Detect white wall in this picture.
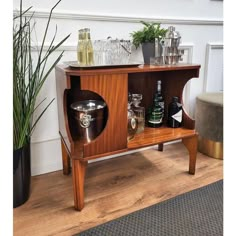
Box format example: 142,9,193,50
13,0,223,175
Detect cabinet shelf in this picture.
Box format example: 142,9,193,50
128,126,197,150
72,126,197,161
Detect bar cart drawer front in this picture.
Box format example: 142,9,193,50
80,74,128,158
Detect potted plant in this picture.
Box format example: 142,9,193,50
130,21,167,64
13,0,70,207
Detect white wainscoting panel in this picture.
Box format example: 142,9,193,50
31,138,62,176
203,43,223,92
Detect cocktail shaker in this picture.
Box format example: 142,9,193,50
162,26,184,65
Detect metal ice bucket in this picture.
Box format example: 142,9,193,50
71,100,107,143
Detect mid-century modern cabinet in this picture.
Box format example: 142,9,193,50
55,64,201,210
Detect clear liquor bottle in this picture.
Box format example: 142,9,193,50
84,28,94,65
132,94,145,134
77,29,86,65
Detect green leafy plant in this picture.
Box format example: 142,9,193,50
130,21,167,48
13,0,70,150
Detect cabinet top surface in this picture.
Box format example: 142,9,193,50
56,63,201,76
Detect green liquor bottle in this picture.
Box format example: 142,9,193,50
147,93,163,127
154,80,164,116
147,80,164,127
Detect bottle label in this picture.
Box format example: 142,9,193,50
171,110,182,123
148,111,163,124
131,118,137,130
148,118,162,124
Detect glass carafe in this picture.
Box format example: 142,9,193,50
132,94,145,134
127,93,138,141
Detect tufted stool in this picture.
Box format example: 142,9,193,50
195,92,223,159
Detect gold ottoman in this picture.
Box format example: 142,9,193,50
195,92,223,159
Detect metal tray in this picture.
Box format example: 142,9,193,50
64,61,142,69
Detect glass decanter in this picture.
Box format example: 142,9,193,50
127,93,138,141
132,94,145,134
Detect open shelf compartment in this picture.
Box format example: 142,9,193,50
128,126,197,150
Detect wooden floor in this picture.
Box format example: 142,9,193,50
14,142,223,236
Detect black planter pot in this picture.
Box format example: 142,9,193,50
142,42,155,64
13,142,31,208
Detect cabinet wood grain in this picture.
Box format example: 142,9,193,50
55,63,201,210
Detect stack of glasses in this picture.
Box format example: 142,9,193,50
77,31,132,66
93,38,132,65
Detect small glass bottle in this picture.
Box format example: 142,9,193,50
167,96,182,128
127,93,138,141
77,29,86,65
84,28,94,65
132,94,145,134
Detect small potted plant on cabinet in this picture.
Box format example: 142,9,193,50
130,21,167,64
13,0,70,207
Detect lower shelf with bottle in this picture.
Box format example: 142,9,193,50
127,126,197,150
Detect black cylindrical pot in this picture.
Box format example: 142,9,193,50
142,42,155,64
13,143,31,208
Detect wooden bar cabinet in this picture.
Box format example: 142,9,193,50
55,63,201,211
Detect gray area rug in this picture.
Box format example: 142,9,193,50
77,180,223,236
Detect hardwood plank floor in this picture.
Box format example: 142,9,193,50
13,142,223,236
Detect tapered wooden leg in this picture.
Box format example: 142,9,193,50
72,159,88,211
182,134,198,175
61,139,71,175
158,143,164,151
